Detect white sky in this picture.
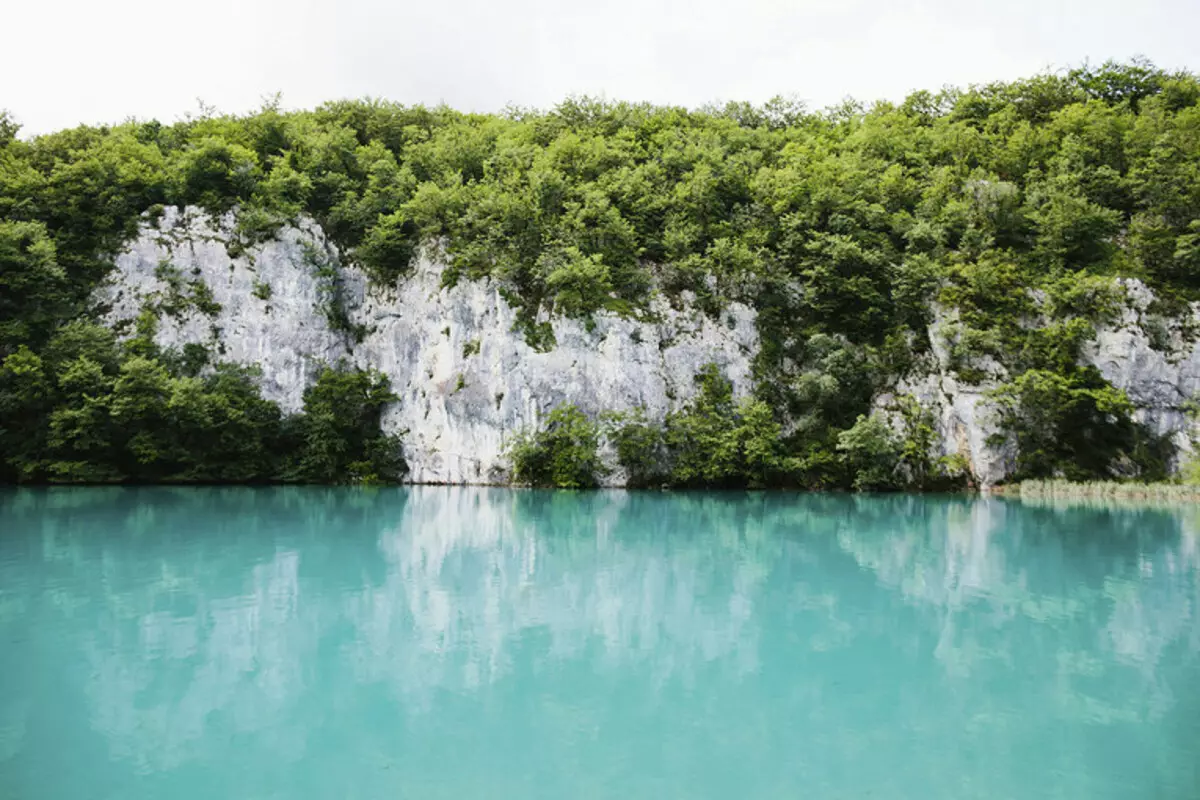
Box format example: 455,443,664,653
3,0,1197,135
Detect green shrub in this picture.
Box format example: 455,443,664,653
286,366,405,484
356,210,419,285
835,396,969,492
989,367,1169,481
603,409,668,487
507,403,604,488
892,395,969,490
662,364,794,488
837,414,902,491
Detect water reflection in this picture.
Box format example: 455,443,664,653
345,490,765,705
0,487,1198,798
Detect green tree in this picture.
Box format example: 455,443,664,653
288,366,405,484
0,347,52,480
46,356,118,482
837,414,902,491
172,136,261,212
989,368,1167,480
0,220,68,353
604,408,668,487
664,364,793,488
507,403,604,488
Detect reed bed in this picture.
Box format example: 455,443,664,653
1001,479,1200,507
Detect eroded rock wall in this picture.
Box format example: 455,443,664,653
100,209,1200,487
100,208,757,485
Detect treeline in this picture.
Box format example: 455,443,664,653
0,317,403,483
508,367,967,491
2,59,1200,486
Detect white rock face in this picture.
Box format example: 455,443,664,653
100,207,353,410
874,283,1200,486
874,370,1015,488
101,209,758,485
100,210,1200,487
355,261,757,485
1081,279,1200,454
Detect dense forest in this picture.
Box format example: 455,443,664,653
2,60,1199,488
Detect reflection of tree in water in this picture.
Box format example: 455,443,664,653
0,487,409,778
82,548,314,773
1,487,1198,797
833,494,1200,733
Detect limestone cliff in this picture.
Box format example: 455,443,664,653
873,281,1200,487
98,209,1200,487
100,208,757,485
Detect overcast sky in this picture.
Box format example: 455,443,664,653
3,0,1197,135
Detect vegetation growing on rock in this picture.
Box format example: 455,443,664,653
507,403,605,488
0,317,402,484
3,59,1200,486
512,370,967,491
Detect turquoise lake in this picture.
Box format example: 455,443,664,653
1,487,1198,799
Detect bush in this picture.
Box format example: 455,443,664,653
507,403,604,488
603,409,668,487
989,367,1169,481
287,366,405,484
661,364,794,488
356,210,419,285
837,414,902,491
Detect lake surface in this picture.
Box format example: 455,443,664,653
1,488,1198,799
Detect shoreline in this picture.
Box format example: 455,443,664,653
5,478,1200,501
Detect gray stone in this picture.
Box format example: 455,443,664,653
100,208,757,485
100,210,1200,487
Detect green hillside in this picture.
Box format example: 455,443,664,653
2,60,1199,488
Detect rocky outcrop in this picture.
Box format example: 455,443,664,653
99,208,758,485
1082,280,1200,450
872,309,1016,488
873,282,1200,487
103,208,353,406
99,209,1200,487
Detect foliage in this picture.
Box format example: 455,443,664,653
836,414,903,491
4,59,1200,486
603,408,668,487
0,315,400,483
989,367,1168,481
598,365,797,489
832,392,972,492
507,403,604,488
662,364,794,488
149,261,222,318
285,366,406,484
301,241,367,341
892,395,970,490
0,221,68,354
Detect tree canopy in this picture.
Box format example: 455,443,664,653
3,60,1199,486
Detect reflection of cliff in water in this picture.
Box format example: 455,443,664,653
1,487,1197,781
833,495,1200,723
344,489,771,704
